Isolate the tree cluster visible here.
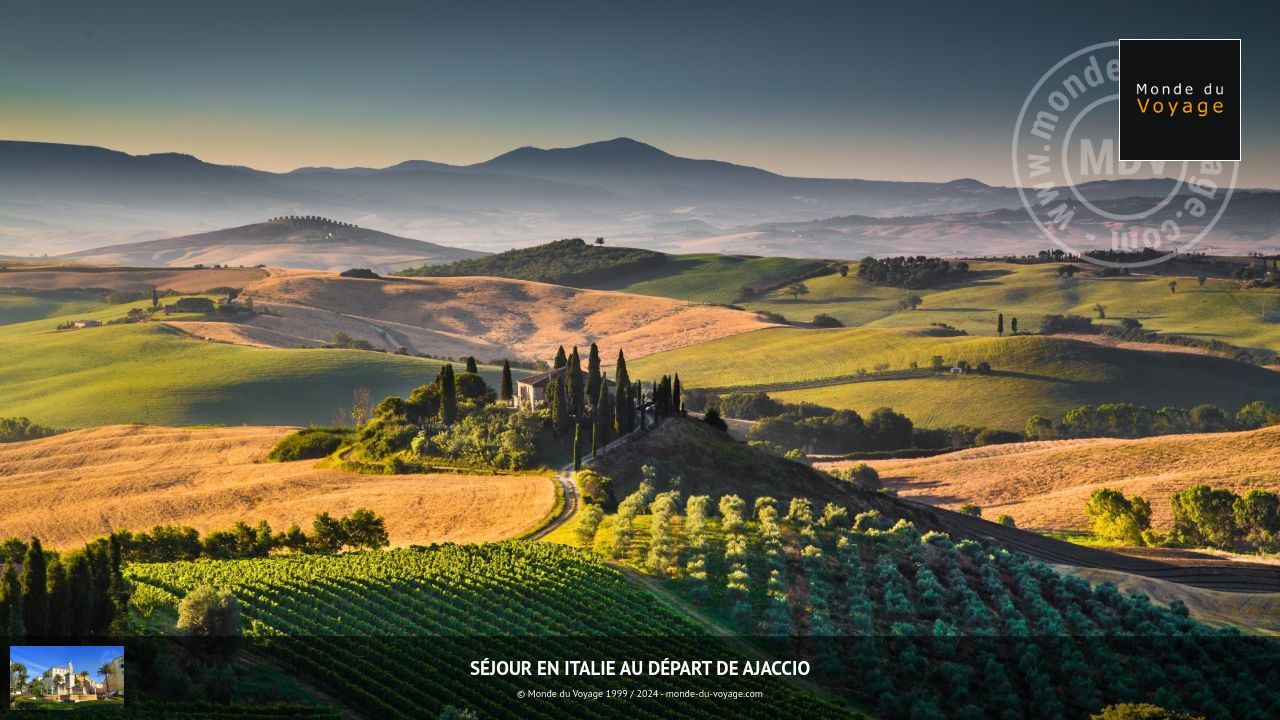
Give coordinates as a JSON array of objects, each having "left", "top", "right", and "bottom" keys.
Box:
[
  {"left": 1026, "top": 401, "right": 1279, "bottom": 440},
  {"left": 856, "top": 256, "right": 969, "bottom": 289},
  {"left": 0, "top": 535, "right": 125, "bottom": 638},
  {"left": 118, "top": 509, "right": 390, "bottom": 561},
  {"left": 398, "top": 237, "right": 666, "bottom": 285}
]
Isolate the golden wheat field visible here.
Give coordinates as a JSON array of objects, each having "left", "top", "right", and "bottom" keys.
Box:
[
  {"left": 817, "top": 426, "right": 1280, "bottom": 531},
  {"left": 0, "top": 425, "right": 556, "bottom": 548},
  {"left": 170, "top": 270, "right": 776, "bottom": 362}
]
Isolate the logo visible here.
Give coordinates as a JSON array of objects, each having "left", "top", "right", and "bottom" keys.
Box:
[{"left": 1012, "top": 41, "right": 1238, "bottom": 268}]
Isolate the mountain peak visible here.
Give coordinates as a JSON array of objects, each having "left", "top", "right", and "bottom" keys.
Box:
[{"left": 479, "top": 137, "right": 672, "bottom": 167}]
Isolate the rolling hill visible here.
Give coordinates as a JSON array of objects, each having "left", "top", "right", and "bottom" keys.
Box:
[
  {"left": 0, "top": 425, "right": 555, "bottom": 548},
  {"left": 59, "top": 217, "right": 485, "bottom": 272},
  {"left": 0, "top": 306, "right": 496, "bottom": 427},
  {"left": 175, "top": 270, "right": 778, "bottom": 363},
  {"left": 819, "top": 425, "right": 1280, "bottom": 532},
  {"left": 629, "top": 327, "right": 1280, "bottom": 429}
]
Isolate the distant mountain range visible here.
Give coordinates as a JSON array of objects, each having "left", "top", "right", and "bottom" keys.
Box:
[
  {"left": 59, "top": 218, "right": 485, "bottom": 272},
  {"left": 1, "top": 138, "right": 1276, "bottom": 260}
]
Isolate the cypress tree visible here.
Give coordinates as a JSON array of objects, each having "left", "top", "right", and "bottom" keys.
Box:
[
  {"left": 997, "top": 313, "right": 1004, "bottom": 336},
  {"left": 548, "top": 374, "right": 571, "bottom": 436},
  {"left": 46, "top": 557, "right": 69, "bottom": 637},
  {"left": 465, "top": 356, "right": 479, "bottom": 374},
  {"left": 567, "top": 347, "right": 585, "bottom": 419},
  {"left": 673, "top": 374, "right": 682, "bottom": 415},
  {"left": 614, "top": 350, "right": 631, "bottom": 435},
  {"left": 638, "top": 382, "right": 648, "bottom": 431},
  {"left": 2, "top": 565, "right": 22, "bottom": 637},
  {"left": 89, "top": 544, "right": 113, "bottom": 636},
  {"left": 553, "top": 346, "right": 567, "bottom": 369},
  {"left": 438, "top": 364, "right": 457, "bottom": 425},
  {"left": 67, "top": 553, "right": 92, "bottom": 638},
  {"left": 572, "top": 420, "right": 582, "bottom": 471},
  {"left": 151, "top": 288, "right": 159, "bottom": 308},
  {"left": 499, "top": 360, "right": 514, "bottom": 403},
  {"left": 586, "top": 343, "right": 602, "bottom": 409},
  {"left": 633, "top": 381, "right": 643, "bottom": 432},
  {"left": 21, "top": 537, "right": 48, "bottom": 637},
  {"left": 1011, "top": 318, "right": 1018, "bottom": 334},
  {"left": 594, "top": 373, "right": 612, "bottom": 452}
]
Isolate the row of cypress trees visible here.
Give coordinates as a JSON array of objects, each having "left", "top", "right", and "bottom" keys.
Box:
[{"left": 0, "top": 535, "right": 126, "bottom": 638}]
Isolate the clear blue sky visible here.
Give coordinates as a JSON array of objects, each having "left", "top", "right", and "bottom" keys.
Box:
[
  {"left": 2, "top": 0, "right": 1277, "bottom": 185},
  {"left": 10, "top": 645, "right": 124, "bottom": 678}
]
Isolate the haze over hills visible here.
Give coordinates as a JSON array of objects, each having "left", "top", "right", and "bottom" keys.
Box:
[
  {"left": 5, "top": 137, "right": 1276, "bottom": 259},
  {"left": 59, "top": 217, "right": 486, "bottom": 272}
]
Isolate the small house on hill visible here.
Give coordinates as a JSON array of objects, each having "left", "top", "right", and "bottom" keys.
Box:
[
  {"left": 514, "top": 367, "right": 615, "bottom": 410},
  {"left": 72, "top": 319, "right": 101, "bottom": 329},
  {"left": 515, "top": 368, "right": 561, "bottom": 410}
]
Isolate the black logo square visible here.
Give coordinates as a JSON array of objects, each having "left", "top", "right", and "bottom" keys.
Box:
[{"left": 1119, "top": 39, "right": 1240, "bottom": 161}]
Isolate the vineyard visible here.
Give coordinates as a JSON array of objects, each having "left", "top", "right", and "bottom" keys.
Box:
[
  {"left": 125, "top": 543, "right": 864, "bottom": 719},
  {"left": 583, "top": 480, "right": 1280, "bottom": 720}
]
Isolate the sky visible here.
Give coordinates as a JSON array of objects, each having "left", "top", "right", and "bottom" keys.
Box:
[
  {"left": 2, "top": 0, "right": 1278, "bottom": 186},
  {"left": 10, "top": 645, "right": 124, "bottom": 680}
]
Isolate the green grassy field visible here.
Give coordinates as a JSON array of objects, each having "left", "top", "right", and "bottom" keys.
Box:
[
  {"left": 586, "top": 253, "right": 829, "bottom": 304},
  {"left": 0, "top": 294, "right": 107, "bottom": 325},
  {"left": 631, "top": 327, "right": 1280, "bottom": 429},
  {"left": 742, "top": 262, "right": 1280, "bottom": 352},
  {"left": 0, "top": 310, "right": 505, "bottom": 428}
]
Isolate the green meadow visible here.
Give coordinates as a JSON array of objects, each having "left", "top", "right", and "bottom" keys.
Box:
[
  {"left": 586, "top": 253, "right": 828, "bottom": 304},
  {"left": 744, "top": 262, "right": 1280, "bottom": 352},
  {"left": 0, "top": 304, "right": 504, "bottom": 428},
  {"left": 630, "top": 327, "right": 1280, "bottom": 430}
]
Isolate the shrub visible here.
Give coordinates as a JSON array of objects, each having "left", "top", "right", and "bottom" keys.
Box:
[
  {"left": 267, "top": 427, "right": 353, "bottom": 461},
  {"left": 974, "top": 428, "right": 1022, "bottom": 446},
  {"left": 575, "top": 470, "right": 615, "bottom": 508},
  {"left": 811, "top": 313, "right": 844, "bottom": 328},
  {"left": 996, "top": 514, "right": 1017, "bottom": 527},
  {"left": 177, "top": 586, "right": 241, "bottom": 636},
  {"left": 1085, "top": 488, "right": 1152, "bottom": 545},
  {"left": 957, "top": 504, "right": 982, "bottom": 517},
  {"left": 702, "top": 408, "right": 729, "bottom": 432}
]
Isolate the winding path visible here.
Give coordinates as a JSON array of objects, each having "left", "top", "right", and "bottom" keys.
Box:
[{"left": 525, "top": 465, "right": 578, "bottom": 540}]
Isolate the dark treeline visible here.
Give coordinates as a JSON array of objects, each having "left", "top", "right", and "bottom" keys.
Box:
[
  {"left": 0, "top": 535, "right": 125, "bottom": 638},
  {"left": 856, "top": 256, "right": 970, "bottom": 289},
  {"left": 1026, "top": 400, "right": 1280, "bottom": 440},
  {"left": 119, "top": 509, "right": 389, "bottom": 563},
  {"left": 398, "top": 237, "right": 666, "bottom": 285},
  {"left": 0, "top": 416, "right": 58, "bottom": 443},
  {"left": 685, "top": 391, "right": 1018, "bottom": 456}
]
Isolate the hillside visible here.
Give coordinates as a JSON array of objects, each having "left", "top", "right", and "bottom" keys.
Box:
[
  {"left": 184, "top": 270, "right": 777, "bottom": 362},
  {"left": 124, "top": 543, "right": 861, "bottom": 720},
  {"left": 59, "top": 218, "right": 485, "bottom": 272},
  {"left": 819, "top": 425, "right": 1280, "bottom": 532},
  {"left": 583, "top": 252, "right": 831, "bottom": 304},
  {"left": 587, "top": 417, "right": 1280, "bottom": 593},
  {"left": 0, "top": 425, "right": 555, "bottom": 548},
  {"left": 740, "top": 261, "right": 1280, "bottom": 353},
  {"left": 0, "top": 313, "right": 490, "bottom": 427},
  {"left": 630, "top": 328, "right": 1280, "bottom": 429},
  {"left": 398, "top": 236, "right": 665, "bottom": 284}
]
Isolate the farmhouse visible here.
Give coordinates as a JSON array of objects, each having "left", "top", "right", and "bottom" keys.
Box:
[
  {"left": 72, "top": 319, "right": 101, "bottom": 329},
  {"left": 514, "top": 367, "right": 615, "bottom": 410}
]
